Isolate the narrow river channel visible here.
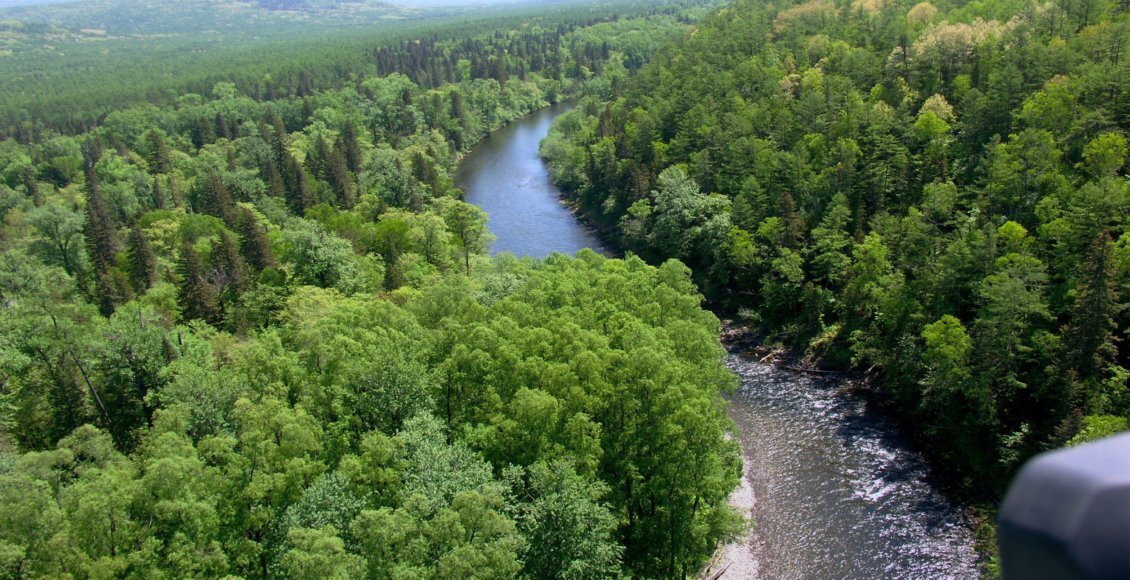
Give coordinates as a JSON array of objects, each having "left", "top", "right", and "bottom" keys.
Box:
[{"left": 457, "top": 104, "right": 980, "bottom": 578}]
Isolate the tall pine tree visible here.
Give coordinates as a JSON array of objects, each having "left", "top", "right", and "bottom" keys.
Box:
[
  {"left": 194, "top": 171, "right": 237, "bottom": 226},
  {"left": 236, "top": 207, "right": 277, "bottom": 272},
  {"left": 82, "top": 145, "right": 119, "bottom": 278},
  {"left": 208, "top": 230, "right": 248, "bottom": 299},
  {"left": 326, "top": 145, "right": 356, "bottom": 209},
  {"left": 340, "top": 121, "right": 363, "bottom": 173},
  {"left": 177, "top": 241, "right": 221, "bottom": 325},
  {"left": 126, "top": 225, "right": 158, "bottom": 293},
  {"left": 1066, "top": 231, "right": 1120, "bottom": 380},
  {"left": 282, "top": 153, "right": 314, "bottom": 216},
  {"left": 144, "top": 129, "right": 172, "bottom": 174}
]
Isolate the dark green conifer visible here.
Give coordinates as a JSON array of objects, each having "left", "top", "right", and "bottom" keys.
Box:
[
  {"left": 22, "top": 166, "right": 41, "bottom": 207},
  {"left": 1065, "top": 232, "right": 1120, "bottom": 380},
  {"left": 83, "top": 150, "right": 119, "bottom": 277},
  {"left": 340, "top": 121, "right": 363, "bottom": 173},
  {"left": 311, "top": 138, "right": 331, "bottom": 180},
  {"left": 326, "top": 146, "right": 355, "bottom": 209},
  {"left": 236, "top": 207, "right": 277, "bottom": 271},
  {"left": 209, "top": 230, "right": 248, "bottom": 297},
  {"left": 151, "top": 177, "right": 167, "bottom": 210},
  {"left": 144, "top": 130, "right": 172, "bottom": 174},
  {"left": 126, "top": 225, "right": 158, "bottom": 293},
  {"left": 282, "top": 153, "right": 314, "bottom": 216},
  {"left": 177, "top": 241, "right": 221, "bottom": 325},
  {"left": 95, "top": 270, "right": 133, "bottom": 317},
  {"left": 191, "top": 116, "right": 215, "bottom": 149},
  {"left": 194, "top": 171, "right": 237, "bottom": 226},
  {"left": 215, "top": 112, "right": 232, "bottom": 140}
]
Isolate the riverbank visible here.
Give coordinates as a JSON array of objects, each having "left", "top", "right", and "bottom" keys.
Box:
[
  {"left": 457, "top": 101, "right": 610, "bottom": 258},
  {"left": 460, "top": 103, "right": 981, "bottom": 577},
  {"left": 717, "top": 321, "right": 991, "bottom": 577},
  {"left": 545, "top": 192, "right": 986, "bottom": 575},
  {"left": 723, "top": 337, "right": 979, "bottom": 576}
]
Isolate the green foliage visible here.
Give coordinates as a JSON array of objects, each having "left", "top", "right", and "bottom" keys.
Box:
[
  {"left": 282, "top": 526, "right": 365, "bottom": 580},
  {"left": 0, "top": 0, "right": 697, "bottom": 136},
  {"left": 1068, "top": 415, "right": 1129, "bottom": 446},
  {"left": 543, "top": 0, "right": 1130, "bottom": 494},
  {"left": 0, "top": 3, "right": 748, "bottom": 576},
  {"left": 0, "top": 250, "right": 740, "bottom": 577},
  {"left": 513, "top": 460, "right": 624, "bottom": 579},
  {"left": 281, "top": 218, "right": 371, "bottom": 294}
]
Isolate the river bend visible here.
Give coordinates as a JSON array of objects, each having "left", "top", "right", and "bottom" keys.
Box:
[{"left": 456, "top": 104, "right": 979, "bottom": 579}]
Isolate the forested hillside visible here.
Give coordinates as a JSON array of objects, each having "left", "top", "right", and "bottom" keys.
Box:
[
  {"left": 542, "top": 0, "right": 1129, "bottom": 493},
  {"left": 0, "top": 3, "right": 747, "bottom": 576},
  {"left": 0, "top": 0, "right": 702, "bottom": 135}
]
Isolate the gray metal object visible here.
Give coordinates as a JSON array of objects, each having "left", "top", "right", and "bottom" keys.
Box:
[{"left": 998, "top": 431, "right": 1130, "bottom": 579}]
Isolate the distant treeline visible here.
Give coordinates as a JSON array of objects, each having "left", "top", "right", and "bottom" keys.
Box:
[{"left": 0, "top": 0, "right": 710, "bottom": 138}]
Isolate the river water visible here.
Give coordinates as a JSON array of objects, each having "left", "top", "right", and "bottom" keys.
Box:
[
  {"left": 456, "top": 104, "right": 979, "bottom": 578},
  {"left": 457, "top": 102, "right": 608, "bottom": 257}
]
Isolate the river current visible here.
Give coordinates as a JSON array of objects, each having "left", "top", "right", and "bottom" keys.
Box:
[{"left": 457, "top": 103, "right": 979, "bottom": 578}]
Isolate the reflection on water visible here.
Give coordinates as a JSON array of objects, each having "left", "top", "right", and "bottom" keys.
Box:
[
  {"left": 726, "top": 354, "right": 979, "bottom": 579},
  {"left": 456, "top": 102, "right": 608, "bottom": 258}
]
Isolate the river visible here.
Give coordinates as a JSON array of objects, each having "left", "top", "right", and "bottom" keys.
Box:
[
  {"left": 456, "top": 102, "right": 609, "bottom": 257},
  {"left": 457, "top": 104, "right": 980, "bottom": 578}
]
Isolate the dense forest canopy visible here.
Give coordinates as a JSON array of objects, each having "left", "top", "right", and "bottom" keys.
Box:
[
  {"left": 0, "top": 0, "right": 707, "bottom": 135},
  {"left": 541, "top": 0, "right": 1129, "bottom": 495},
  {"left": 0, "top": 1, "right": 750, "bottom": 577},
  {"left": 6, "top": 0, "right": 1125, "bottom": 572}
]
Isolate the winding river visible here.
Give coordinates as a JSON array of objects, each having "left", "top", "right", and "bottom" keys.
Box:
[
  {"left": 457, "top": 104, "right": 979, "bottom": 578},
  {"left": 456, "top": 102, "right": 609, "bottom": 257}
]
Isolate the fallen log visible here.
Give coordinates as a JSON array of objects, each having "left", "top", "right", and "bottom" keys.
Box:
[{"left": 703, "top": 559, "right": 732, "bottom": 580}]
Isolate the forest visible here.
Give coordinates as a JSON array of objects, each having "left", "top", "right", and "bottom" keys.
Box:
[
  {"left": 540, "top": 0, "right": 1130, "bottom": 499},
  {"left": 4, "top": 0, "right": 1126, "bottom": 573},
  {"left": 0, "top": 1, "right": 749, "bottom": 577},
  {"left": 0, "top": 0, "right": 704, "bottom": 135}
]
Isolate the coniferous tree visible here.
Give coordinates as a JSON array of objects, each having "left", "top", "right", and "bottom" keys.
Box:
[
  {"left": 298, "top": 70, "right": 314, "bottom": 97},
  {"left": 144, "top": 129, "right": 172, "bottom": 174},
  {"left": 191, "top": 116, "right": 215, "bottom": 149},
  {"left": 236, "top": 207, "right": 277, "bottom": 272},
  {"left": 266, "top": 120, "right": 314, "bottom": 214},
  {"left": 126, "top": 225, "right": 158, "bottom": 293},
  {"left": 265, "top": 107, "right": 287, "bottom": 139},
  {"left": 21, "top": 166, "right": 41, "bottom": 207},
  {"left": 340, "top": 121, "right": 363, "bottom": 173},
  {"left": 777, "top": 192, "right": 806, "bottom": 249},
  {"left": 264, "top": 154, "right": 287, "bottom": 199},
  {"left": 83, "top": 149, "right": 119, "bottom": 278},
  {"left": 326, "top": 146, "right": 356, "bottom": 209},
  {"left": 215, "top": 112, "right": 232, "bottom": 140},
  {"left": 95, "top": 270, "right": 133, "bottom": 317},
  {"left": 311, "top": 138, "right": 331, "bottom": 180},
  {"left": 282, "top": 153, "right": 315, "bottom": 216},
  {"left": 208, "top": 230, "right": 248, "bottom": 299},
  {"left": 1065, "top": 232, "right": 1120, "bottom": 380},
  {"left": 152, "top": 177, "right": 167, "bottom": 210},
  {"left": 411, "top": 150, "right": 439, "bottom": 195},
  {"left": 194, "top": 171, "right": 237, "bottom": 226},
  {"left": 177, "top": 241, "right": 221, "bottom": 325}
]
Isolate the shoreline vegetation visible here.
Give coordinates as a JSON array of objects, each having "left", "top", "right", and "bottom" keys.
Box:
[
  {"left": 716, "top": 321, "right": 994, "bottom": 574},
  {"left": 539, "top": 3, "right": 1129, "bottom": 565},
  {"left": 541, "top": 0, "right": 1128, "bottom": 558}
]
